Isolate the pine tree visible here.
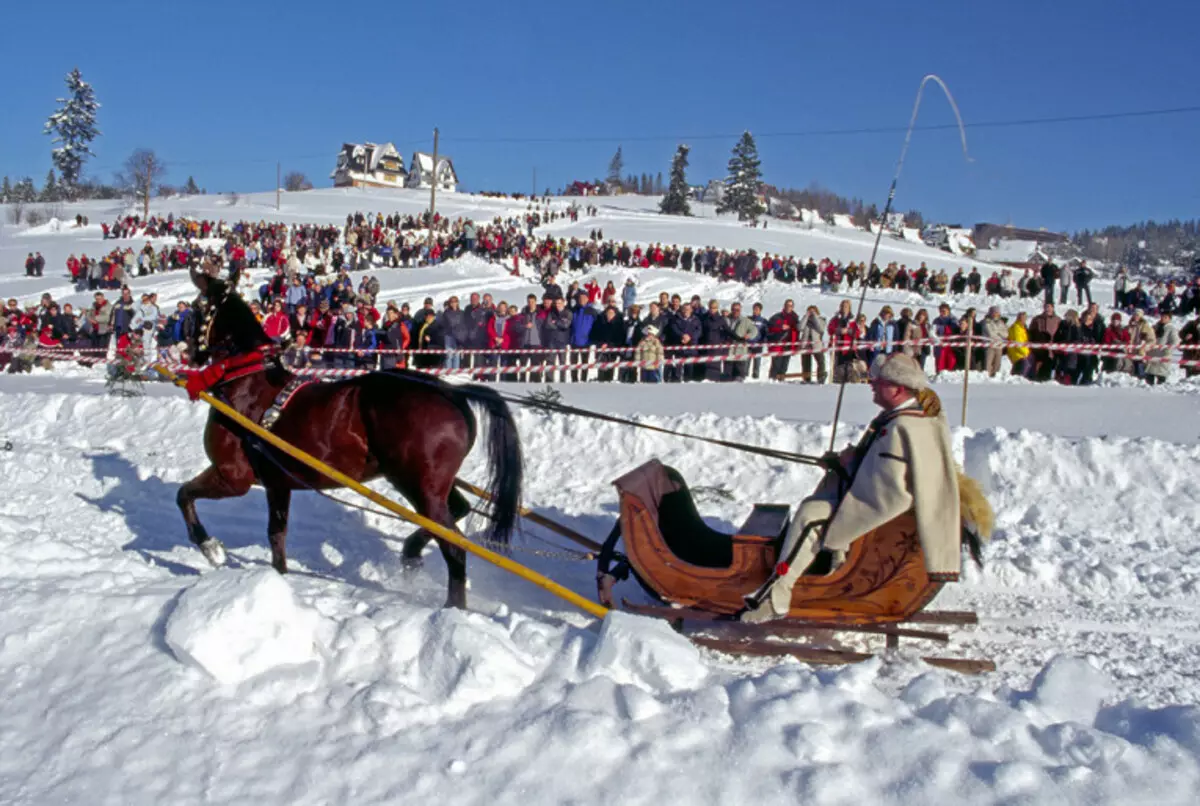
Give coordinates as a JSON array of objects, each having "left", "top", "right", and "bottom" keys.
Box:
[
  {"left": 654, "top": 172, "right": 664, "bottom": 195},
  {"left": 44, "top": 68, "right": 101, "bottom": 198},
  {"left": 41, "top": 170, "right": 59, "bottom": 202},
  {"left": 639, "top": 173, "right": 650, "bottom": 194},
  {"left": 659, "top": 145, "right": 692, "bottom": 216},
  {"left": 716, "top": 131, "right": 766, "bottom": 222},
  {"left": 624, "top": 173, "right": 636, "bottom": 193},
  {"left": 607, "top": 146, "right": 624, "bottom": 186},
  {"left": 0, "top": 177, "right": 10, "bottom": 203},
  {"left": 15, "top": 177, "right": 37, "bottom": 203},
  {"left": 184, "top": 176, "right": 200, "bottom": 195}
]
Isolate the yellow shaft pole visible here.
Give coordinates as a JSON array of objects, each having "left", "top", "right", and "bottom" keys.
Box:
[{"left": 153, "top": 365, "right": 609, "bottom": 620}]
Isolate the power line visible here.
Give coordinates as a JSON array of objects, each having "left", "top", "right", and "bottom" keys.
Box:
[
  {"left": 442, "top": 104, "right": 1200, "bottom": 144},
  {"left": 14, "top": 104, "right": 1197, "bottom": 180}
]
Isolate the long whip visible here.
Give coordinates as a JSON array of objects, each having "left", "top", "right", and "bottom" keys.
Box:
[{"left": 827, "top": 74, "right": 972, "bottom": 451}]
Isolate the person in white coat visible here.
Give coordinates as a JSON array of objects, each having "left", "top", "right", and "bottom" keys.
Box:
[{"left": 742, "top": 353, "right": 964, "bottom": 623}]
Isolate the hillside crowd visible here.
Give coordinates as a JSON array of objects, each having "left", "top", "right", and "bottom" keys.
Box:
[{"left": 5, "top": 209, "right": 1198, "bottom": 384}]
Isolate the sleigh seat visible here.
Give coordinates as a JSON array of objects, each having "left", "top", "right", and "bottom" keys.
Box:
[{"left": 608, "top": 459, "right": 944, "bottom": 624}]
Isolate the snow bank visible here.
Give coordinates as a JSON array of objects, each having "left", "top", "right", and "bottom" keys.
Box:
[
  {"left": 581, "top": 611, "right": 707, "bottom": 692},
  {"left": 164, "top": 568, "right": 321, "bottom": 684},
  {"left": 963, "top": 428, "right": 1200, "bottom": 598}
]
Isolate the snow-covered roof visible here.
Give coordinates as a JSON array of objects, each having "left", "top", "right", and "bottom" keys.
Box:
[
  {"left": 367, "top": 142, "right": 401, "bottom": 172},
  {"left": 410, "top": 152, "right": 457, "bottom": 183}
]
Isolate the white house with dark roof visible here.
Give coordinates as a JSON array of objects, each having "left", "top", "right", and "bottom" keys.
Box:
[
  {"left": 406, "top": 152, "right": 458, "bottom": 192},
  {"left": 331, "top": 142, "right": 407, "bottom": 189}
]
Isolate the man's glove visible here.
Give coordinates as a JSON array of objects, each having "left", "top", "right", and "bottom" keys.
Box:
[
  {"left": 819, "top": 451, "right": 851, "bottom": 484},
  {"left": 180, "top": 363, "right": 225, "bottom": 401}
]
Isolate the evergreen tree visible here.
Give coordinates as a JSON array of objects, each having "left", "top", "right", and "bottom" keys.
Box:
[
  {"left": 654, "top": 172, "right": 664, "bottom": 194},
  {"left": 659, "top": 145, "right": 692, "bottom": 216},
  {"left": 624, "top": 173, "right": 636, "bottom": 193},
  {"left": 716, "top": 131, "right": 766, "bottom": 222},
  {"left": 44, "top": 68, "right": 101, "bottom": 198},
  {"left": 15, "top": 177, "right": 37, "bottom": 203},
  {"left": 184, "top": 175, "right": 200, "bottom": 195},
  {"left": 639, "top": 173, "right": 650, "bottom": 194},
  {"left": 607, "top": 147, "right": 624, "bottom": 186},
  {"left": 40, "top": 170, "right": 59, "bottom": 202},
  {"left": 0, "top": 177, "right": 11, "bottom": 204}
]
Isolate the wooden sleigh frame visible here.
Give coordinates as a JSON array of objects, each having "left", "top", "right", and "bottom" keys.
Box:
[{"left": 599, "top": 460, "right": 993, "bottom": 673}]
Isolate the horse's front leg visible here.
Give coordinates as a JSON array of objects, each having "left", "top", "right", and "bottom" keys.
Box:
[
  {"left": 177, "top": 465, "right": 253, "bottom": 567},
  {"left": 265, "top": 485, "right": 291, "bottom": 574}
]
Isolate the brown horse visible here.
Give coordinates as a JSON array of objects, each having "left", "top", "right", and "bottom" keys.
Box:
[{"left": 177, "top": 266, "right": 522, "bottom": 608}]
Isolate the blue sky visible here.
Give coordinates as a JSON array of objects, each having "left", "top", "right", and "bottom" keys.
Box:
[{"left": 1, "top": 0, "right": 1196, "bottom": 232}]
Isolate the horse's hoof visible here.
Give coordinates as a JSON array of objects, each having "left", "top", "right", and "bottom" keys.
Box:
[
  {"left": 198, "top": 537, "right": 227, "bottom": 568},
  {"left": 401, "top": 556, "right": 424, "bottom": 572}
]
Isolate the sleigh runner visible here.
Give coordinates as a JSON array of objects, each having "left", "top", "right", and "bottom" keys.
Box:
[{"left": 595, "top": 460, "right": 993, "bottom": 672}]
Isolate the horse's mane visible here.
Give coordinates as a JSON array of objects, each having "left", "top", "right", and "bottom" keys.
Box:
[{"left": 209, "top": 278, "right": 273, "bottom": 353}]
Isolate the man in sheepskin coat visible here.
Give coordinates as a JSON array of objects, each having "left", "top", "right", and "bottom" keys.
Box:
[{"left": 742, "top": 353, "right": 961, "bottom": 623}]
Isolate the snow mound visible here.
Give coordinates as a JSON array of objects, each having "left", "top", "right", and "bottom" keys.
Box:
[
  {"left": 580, "top": 611, "right": 707, "bottom": 693},
  {"left": 164, "top": 568, "right": 321, "bottom": 684},
  {"left": 18, "top": 217, "right": 65, "bottom": 235},
  {"left": 1026, "top": 655, "right": 1115, "bottom": 724}
]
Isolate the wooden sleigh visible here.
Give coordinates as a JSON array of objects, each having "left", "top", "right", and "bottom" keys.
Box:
[{"left": 597, "top": 460, "right": 993, "bottom": 673}]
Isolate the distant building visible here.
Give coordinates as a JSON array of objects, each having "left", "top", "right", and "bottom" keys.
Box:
[
  {"left": 406, "top": 152, "right": 458, "bottom": 192},
  {"left": 701, "top": 179, "right": 725, "bottom": 204},
  {"left": 924, "top": 224, "right": 977, "bottom": 257},
  {"left": 565, "top": 180, "right": 598, "bottom": 196},
  {"left": 973, "top": 222, "right": 1068, "bottom": 251},
  {"left": 331, "top": 142, "right": 407, "bottom": 188}
]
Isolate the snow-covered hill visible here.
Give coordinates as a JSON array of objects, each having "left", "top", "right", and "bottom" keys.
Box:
[{"left": 2, "top": 187, "right": 1116, "bottom": 330}]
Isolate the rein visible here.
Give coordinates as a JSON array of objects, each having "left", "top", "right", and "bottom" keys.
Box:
[{"left": 375, "top": 370, "right": 827, "bottom": 468}]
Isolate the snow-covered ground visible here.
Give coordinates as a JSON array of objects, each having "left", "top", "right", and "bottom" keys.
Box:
[{"left": 1, "top": 191, "right": 1198, "bottom": 804}]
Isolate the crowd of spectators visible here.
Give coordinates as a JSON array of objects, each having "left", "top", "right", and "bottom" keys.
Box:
[{"left": 4, "top": 207, "right": 1198, "bottom": 384}]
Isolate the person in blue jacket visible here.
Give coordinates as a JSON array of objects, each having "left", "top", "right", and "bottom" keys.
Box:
[
  {"left": 568, "top": 291, "right": 598, "bottom": 382},
  {"left": 866, "top": 305, "right": 898, "bottom": 364}
]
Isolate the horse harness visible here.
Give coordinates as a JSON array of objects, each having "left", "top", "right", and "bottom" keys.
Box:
[{"left": 204, "top": 348, "right": 316, "bottom": 433}]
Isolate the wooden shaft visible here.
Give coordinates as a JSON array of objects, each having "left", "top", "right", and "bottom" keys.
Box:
[
  {"left": 454, "top": 478, "right": 603, "bottom": 553},
  {"left": 153, "top": 365, "right": 609, "bottom": 620}
]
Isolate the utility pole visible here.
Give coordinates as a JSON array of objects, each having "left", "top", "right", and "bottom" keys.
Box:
[
  {"left": 276, "top": 162, "right": 281, "bottom": 211},
  {"left": 429, "top": 127, "right": 439, "bottom": 222}
]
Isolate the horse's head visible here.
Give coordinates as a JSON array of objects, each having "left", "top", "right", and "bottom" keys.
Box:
[{"left": 188, "top": 258, "right": 271, "bottom": 366}]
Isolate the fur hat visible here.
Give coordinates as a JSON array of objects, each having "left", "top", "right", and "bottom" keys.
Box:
[
  {"left": 869, "top": 353, "right": 928, "bottom": 391},
  {"left": 643, "top": 324, "right": 659, "bottom": 337}
]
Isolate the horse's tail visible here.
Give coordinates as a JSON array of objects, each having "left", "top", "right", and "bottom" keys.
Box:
[{"left": 461, "top": 383, "right": 523, "bottom": 546}]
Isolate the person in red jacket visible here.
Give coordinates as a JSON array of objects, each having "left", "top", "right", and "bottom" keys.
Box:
[
  {"left": 827, "top": 299, "right": 859, "bottom": 378},
  {"left": 262, "top": 300, "right": 291, "bottom": 343},
  {"left": 766, "top": 299, "right": 801, "bottom": 380}
]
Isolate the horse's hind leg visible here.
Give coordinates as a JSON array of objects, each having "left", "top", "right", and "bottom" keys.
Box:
[
  {"left": 400, "top": 486, "right": 472, "bottom": 568},
  {"left": 393, "top": 479, "right": 470, "bottom": 609},
  {"left": 265, "top": 485, "right": 292, "bottom": 574},
  {"left": 177, "top": 465, "right": 253, "bottom": 567}
]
